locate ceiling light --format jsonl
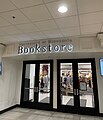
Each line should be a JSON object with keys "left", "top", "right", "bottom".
{"left": 58, "top": 6, "right": 68, "bottom": 13}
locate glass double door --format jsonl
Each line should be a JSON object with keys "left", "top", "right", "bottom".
{"left": 57, "top": 59, "right": 99, "bottom": 115}
{"left": 21, "top": 60, "right": 53, "bottom": 110}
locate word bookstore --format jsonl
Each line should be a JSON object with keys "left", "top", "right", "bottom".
{"left": 18, "top": 44, "right": 73, "bottom": 55}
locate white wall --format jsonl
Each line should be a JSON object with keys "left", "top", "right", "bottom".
{"left": 0, "top": 58, "right": 22, "bottom": 111}
{"left": 15, "top": 61, "right": 22, "bottom": 104}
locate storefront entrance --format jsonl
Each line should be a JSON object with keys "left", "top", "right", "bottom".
{"left": 57, "top": 59, "right": 99, "bottom": 115}
{"left": 20, "top": 60, "right": 53, "bottom": 110}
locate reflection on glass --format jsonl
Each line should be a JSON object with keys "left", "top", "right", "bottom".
{"left": 78, "top": 63, "right": 94, "bottom": 108}
{"left": 60, "top": 63, "right": 74, "bottom": 106}
{"left": 24, "top": 64, "right": 35, "bottom": 102}
{"left": 39, "top": 64, "right": 50, "bottom": 103}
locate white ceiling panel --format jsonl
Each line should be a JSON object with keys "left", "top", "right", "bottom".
{"left": 80, "top": 11, "right": 103, "bottom": 25}
{"left": 35, "top": 20, "right": 58, "bottom": 31}
{"left": 61, "top": 27, "right": 80, "bottom": 37}
{"left": 0, "top": 10, "right": 30, "bottom": 25}
{"left": 77, "top": 0, "right": 103, "bottom": 14}
{"left": 44, "top": 0, "right": 59, "bottom": 3}
{"left": 1, "top": 26, "right": 22, "bottom": 35}
{"left": 0, "top": 0, "right": 102, "bottom": 44}
{"left": 27, "top": 32, "right": 47, "bottom": 39}
{"left": 10, "top": 0, "right": 43, "bottom": 8}
{"left": 21, "top": 5, "right": 52, "bottom": 22}
{"left": 0, "top": 28, "right": 7, "bottom": 36}
{"left": 10, "top": 34, "right": 34, "bottom": 41}
{"left": 0, "top": 17, "right": 11, "bottom": 27}
{"left": 55, "top": 16, "right": 79, "bottom": 29}
{"left": 0, "top": 36, "right": 14, "bottom": 43}
{"left": 43, "top": 29, "right": 63, "bottom": 38}
{"left": 46, "top": 0, "right": 77, "bottom": 18}
{"left": 100, "top": 26, "right": 103, "bottom": 32}
{"left": 0, "top": 37, "right": 6, "bottom": 43}
{"left": 81, "top": 24, "right": 102, "bottom": 35}
{"left": 0, "top": 0, "right": 16, "bottom": 12}
{"left": 4, "top": 35, "right": 35, "bottom": 43}
{"left": 16, "top": 23, "right": 39, "bottom": 33}
{"left": 0, "top": 35, "right": 21, "bottom": 43}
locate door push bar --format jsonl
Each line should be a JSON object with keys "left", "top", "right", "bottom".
{"left": 74, "top": 89, "right": 79, "bottom": 95}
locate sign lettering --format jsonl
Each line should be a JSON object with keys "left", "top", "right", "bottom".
{"left": 18, "top": 44, "right": 73, "bottom": 55}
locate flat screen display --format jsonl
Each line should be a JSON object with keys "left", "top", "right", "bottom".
{"left": 100, "top": 59, "right": 103, "bottom": 76}
{"left": 0, "top": 63, "right": 2, "bottom": 75}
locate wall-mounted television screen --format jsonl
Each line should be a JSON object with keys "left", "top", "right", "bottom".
{"left": 100, "top": 59, "right": 103, "bottom": 76}
{"left": 0, "top": 63, "right": 2, "bottom": 75}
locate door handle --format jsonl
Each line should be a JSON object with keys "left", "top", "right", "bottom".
{"left": 34, "top": 87, "right": 38, "bottom": 92}
{"left": 74, "top": 89, "right": 76, "bottom": 95}
{"left": 36, "top": 87, "right": 38, "bottom": 92}
{"left": 34, "top": 87, "right": 36, "bottom": 92}
{"left": 77, "top": 89, "right": 79, "bottom": 95}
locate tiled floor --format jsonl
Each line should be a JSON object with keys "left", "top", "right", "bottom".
{"left": 0, "top": 107, "right": 102, "bottom": 120}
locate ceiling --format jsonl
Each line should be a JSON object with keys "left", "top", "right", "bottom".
{"left": 0, "top": 0, "right": 103, "bottom": 44}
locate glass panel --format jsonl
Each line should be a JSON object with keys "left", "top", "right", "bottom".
{"left": 60, "top": 63, "right": 74, "bottom": 106}
{"left": 39, "top": 64, "right": 50, "bottom": 103}
{"left": 24, "top": 64, "right": 35, "bottom": 102}
{"left": 78, "top": 63, "right": 94, "bottom": 108}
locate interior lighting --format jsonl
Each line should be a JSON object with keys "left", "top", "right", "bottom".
{"left": 58, "top": 6, "right": 68, "bottom": 13}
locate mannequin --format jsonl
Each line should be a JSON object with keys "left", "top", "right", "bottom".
{"left": 43, "top": 70, "right": 49, "bottom": 93}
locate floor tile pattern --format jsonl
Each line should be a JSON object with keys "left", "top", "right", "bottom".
{"left": 0, "top": 108, "right": 102, "bottom": 120}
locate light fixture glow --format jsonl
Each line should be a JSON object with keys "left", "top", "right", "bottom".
{"left": 58, "top": 6, "right": 68, "bottom": 13}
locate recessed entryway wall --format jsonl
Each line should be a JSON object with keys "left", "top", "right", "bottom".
{"left": 12, "top": 52, "right": 102, "bottom": 115}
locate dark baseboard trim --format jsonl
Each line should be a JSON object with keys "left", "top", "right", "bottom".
{"left": 16, "top": 104, "right": 20, "bottom": 107}
{"left": 52, "top": 108, "right": 103, "bottom": 117}
{"left": 53, "top": 108, "right": 57, "bottom": 111}
{"left": 0, "top": 104, "right": 19, "bottom": 114}
{"left": 99, "top": 113, "right": 103, "bottom": 117}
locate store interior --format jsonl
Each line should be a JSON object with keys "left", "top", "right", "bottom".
{"left": 61, "top": 63, "right": 94, "bottom": 107}
{"left": 24, "top": 64, "right": 50, "bottom": 103}
{"left": 13, "top": 60, "right": 95, "bottom": 107}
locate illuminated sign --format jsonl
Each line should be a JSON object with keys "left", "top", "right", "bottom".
{"left": 18, "top": 44, "right": 73, "bottom": 55}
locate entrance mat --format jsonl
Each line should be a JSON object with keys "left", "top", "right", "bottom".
{"left": 40, "top": 97, "right": 50, "bottom": 103}
{"left": 66, "top": 98, "right": 87, "bottom": 107}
